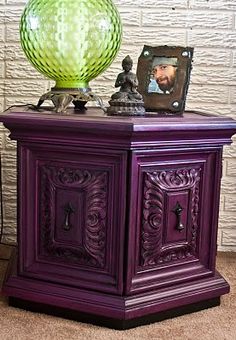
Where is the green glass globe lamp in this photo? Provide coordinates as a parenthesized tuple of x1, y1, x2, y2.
(20, 0, 122, 112)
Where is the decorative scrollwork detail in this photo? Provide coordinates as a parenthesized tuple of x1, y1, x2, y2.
(149, 168, 200, 190)
(141, 167, 201, 267)
(40, 165, 107, 268)
(190, 180, 200, 253)
(141, 173, 164, 266)
(54, 168, 94, 187)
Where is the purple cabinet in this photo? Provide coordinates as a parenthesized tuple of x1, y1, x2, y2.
(1, 108, 236, 329)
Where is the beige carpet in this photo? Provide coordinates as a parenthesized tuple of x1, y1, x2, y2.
(0, 248, 235, 340)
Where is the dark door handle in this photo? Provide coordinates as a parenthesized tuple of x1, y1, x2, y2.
(62, 203, 75, 231)
(172, 202, 184, 232)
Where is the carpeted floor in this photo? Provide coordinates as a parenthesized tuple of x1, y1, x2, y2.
(0, 248, 235, 340)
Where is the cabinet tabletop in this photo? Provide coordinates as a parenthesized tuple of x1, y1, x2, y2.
(1, 107, 236, 149)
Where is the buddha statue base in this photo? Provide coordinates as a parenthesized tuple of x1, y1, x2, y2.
(107, 99, 145, 116)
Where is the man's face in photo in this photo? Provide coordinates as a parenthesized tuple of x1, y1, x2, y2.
(152, 60, 177, 92)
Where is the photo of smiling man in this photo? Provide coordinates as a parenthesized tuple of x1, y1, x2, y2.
(148, 57, 178, 94)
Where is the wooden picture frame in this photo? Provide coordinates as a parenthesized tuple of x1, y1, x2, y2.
(137, 45, 194, 114)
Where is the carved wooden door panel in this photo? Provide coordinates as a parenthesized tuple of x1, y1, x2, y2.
(126, 147, 222, 295)
(18, 143, 127, 295)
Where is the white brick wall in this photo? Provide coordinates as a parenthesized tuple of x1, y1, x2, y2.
(0, 0, 235, 250)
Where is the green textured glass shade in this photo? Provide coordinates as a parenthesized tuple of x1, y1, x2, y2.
(20, 0, 122, 89)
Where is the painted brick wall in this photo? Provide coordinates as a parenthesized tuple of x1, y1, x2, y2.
(0, 0, 235, 251)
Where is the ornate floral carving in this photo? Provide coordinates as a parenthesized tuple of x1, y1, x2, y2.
(148, 168, 200, 189)
(141, 168, 201, 266)
(40, 165, 107, 268)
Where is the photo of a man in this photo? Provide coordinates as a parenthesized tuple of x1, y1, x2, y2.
(148, 57, 178, 94)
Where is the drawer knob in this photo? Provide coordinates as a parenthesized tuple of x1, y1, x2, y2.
(172, 202, 185, 232)
(62, 203, 75, 231)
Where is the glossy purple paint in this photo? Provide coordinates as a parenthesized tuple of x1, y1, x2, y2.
(0, 107, 236, 328)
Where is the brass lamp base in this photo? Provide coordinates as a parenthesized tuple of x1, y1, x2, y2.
(37, 88, 105, 113)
